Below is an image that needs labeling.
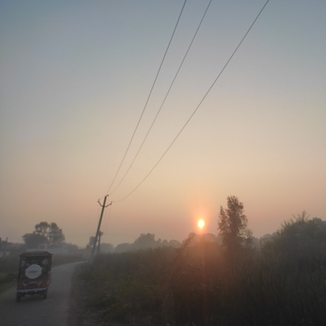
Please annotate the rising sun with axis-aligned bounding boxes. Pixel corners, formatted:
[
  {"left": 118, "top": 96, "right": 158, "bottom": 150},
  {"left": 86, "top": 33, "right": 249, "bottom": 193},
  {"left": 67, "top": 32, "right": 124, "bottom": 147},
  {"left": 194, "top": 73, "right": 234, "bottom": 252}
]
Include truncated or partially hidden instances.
[{"left": 197, "top": 219, "right": 205, "bottom": 230}]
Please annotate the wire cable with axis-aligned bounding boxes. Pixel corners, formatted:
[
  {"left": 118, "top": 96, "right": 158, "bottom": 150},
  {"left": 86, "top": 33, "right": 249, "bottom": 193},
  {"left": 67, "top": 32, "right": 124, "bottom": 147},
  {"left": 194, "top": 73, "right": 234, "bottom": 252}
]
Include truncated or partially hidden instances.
[
  {"left": 113, "top": 0, "right": 270, "bottom": 203},
  {"left": 105, "top": 0, "right": 188, "bottom": 195},
  {"left": 110, "top": 0, "right": 214, "bottom": 195}
]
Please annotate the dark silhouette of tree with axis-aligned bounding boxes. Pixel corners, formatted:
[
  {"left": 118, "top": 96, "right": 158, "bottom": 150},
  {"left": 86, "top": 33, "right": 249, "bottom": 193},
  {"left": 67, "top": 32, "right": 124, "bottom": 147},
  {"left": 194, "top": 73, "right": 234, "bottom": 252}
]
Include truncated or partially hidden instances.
[
  {"left": 23, "top": 221, "right": 65, "bottom": 249},
  {"left": 218, "top": 196, "right": 252, "bottom": 255},
  {"left": 100, "top": 243, "right": 114, "bottom": 253},
  {"left": 291, "top": 210, "right": 310, "bottom": 222},
  {"left": 47, "top": 222, "right": 65, "bottom": 247},
  {"left": 168, "top": 240, "right": 182, "bottom": 248},
  {"left": 86, "top": 236, "right": 96, "bottom": 249},
  {"left": 115, "top": 242, "right": 131, "bottom": 253},
  {"left": 133, "top": 233, "right": 157, "bottom": 250},
  {"left": 263, "top": 211, "right": 326, "bottom": 269},
  {"left": 112, "top": 234, "right": 182, "bottom": 253},
  {"left": 22, "top": 233, "right": 47, "bottom": 249}
]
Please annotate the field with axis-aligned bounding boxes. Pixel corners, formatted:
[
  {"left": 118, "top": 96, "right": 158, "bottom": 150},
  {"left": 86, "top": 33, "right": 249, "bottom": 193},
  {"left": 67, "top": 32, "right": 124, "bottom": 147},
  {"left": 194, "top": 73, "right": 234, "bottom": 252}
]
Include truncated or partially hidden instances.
[{"left": 68, "top": 238, "right": 326, "bottom": 326}]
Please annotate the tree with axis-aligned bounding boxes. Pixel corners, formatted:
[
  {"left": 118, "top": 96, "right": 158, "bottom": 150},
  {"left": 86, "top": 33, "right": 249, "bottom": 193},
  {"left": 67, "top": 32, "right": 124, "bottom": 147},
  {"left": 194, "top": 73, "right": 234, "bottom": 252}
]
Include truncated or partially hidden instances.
[
  {"left": 23, "top": 233, "right": 47, "bottom": 249},
  {"left": 292, "top": 210, "right": 310, "bottom": 222},
  {"left": 86, "top": 236, "right": 96, "bottom": 249},
  {"left": 23, "top": 221, "right": 65, "bottom": 249},
  {"left": 100, "top": 243, "right": 114, "bottom": 253},
  {"left": 133, "top": 233, "right": 157, "bottom": 250},
  {"left": 263, "top": 211, "right": 326, "bottom": 269},
  {"left": 115, "top": 242, "right": 131, "bottom": 253},
  {"left": 47, "top": 222, "right": 65, "bottom": 247},
  {"left": 218, "top": 196, "right": 251, "bottom": 254}
]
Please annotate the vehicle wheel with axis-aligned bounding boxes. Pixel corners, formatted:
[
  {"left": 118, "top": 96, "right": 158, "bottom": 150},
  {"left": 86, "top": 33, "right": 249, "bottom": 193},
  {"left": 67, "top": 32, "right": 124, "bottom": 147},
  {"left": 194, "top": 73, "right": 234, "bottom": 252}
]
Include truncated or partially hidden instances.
[
  {"left": 16, "top": 293, "right": 21, "bottom": 302},
  {"left": 43, "top": 290, "right": 47, "bottom": 299}
]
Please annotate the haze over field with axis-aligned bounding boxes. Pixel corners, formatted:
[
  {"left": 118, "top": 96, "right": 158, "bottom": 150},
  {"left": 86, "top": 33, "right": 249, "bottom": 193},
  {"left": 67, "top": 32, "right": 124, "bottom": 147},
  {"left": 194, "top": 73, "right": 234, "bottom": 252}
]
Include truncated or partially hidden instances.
[{"left": 1, "top": 0, "right": 325, "bottom": 247}]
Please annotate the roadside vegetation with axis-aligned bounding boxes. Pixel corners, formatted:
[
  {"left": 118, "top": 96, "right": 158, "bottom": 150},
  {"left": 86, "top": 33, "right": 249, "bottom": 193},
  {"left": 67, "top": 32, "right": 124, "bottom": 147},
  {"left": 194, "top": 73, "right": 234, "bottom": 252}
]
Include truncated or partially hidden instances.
[
  {"left": 0, "top": 247, "right": 24, "bottom": 292},
  {"left": 68, "top": 198, "right": 326, "bottom": 326}
]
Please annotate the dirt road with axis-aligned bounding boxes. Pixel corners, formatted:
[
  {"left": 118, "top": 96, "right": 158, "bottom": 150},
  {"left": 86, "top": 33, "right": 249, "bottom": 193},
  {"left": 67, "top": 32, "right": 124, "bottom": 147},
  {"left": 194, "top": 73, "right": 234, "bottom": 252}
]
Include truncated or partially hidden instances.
[{"left": 0, "top": 262, "right": 83, "bottom": 326}]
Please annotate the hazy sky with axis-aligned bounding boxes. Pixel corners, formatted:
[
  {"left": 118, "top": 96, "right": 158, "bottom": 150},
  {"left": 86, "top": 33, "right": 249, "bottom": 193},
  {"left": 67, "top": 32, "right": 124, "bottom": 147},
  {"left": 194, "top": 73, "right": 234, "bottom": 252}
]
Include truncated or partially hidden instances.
[{"left": 1, "top": 0, "right": 325, "bottom": 247}]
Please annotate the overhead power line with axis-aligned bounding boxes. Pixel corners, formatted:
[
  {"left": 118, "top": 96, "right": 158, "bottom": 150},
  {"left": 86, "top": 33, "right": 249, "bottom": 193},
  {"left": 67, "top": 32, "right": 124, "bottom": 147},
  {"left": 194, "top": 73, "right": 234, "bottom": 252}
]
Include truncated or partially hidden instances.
[
  {"left": 110, "top": 0, "right": 214, "bottom": 195},
  {"left": 105, "top": 0, "right": 188, "bottom": 195},
  {"left": 113, "top": 0, "right": 270, "bottom": 203}
]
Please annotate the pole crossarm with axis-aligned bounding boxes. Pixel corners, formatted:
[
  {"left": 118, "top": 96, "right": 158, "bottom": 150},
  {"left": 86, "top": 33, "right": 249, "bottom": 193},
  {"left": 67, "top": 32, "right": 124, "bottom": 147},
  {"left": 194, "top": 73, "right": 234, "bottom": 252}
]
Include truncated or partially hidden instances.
[{"left": 98, "top": 198, "right": 112, "bottom": 208}]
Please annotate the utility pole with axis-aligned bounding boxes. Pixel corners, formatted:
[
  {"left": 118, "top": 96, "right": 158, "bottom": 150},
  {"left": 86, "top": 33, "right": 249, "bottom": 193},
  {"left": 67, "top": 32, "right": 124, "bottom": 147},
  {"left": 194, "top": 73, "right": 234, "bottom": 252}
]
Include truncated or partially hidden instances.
[
  {"left": 89, "top": 195, "right": 112, "bottom": 264},
  {"left": 97, "top": 231, "right": 104, "bottom": 256}
]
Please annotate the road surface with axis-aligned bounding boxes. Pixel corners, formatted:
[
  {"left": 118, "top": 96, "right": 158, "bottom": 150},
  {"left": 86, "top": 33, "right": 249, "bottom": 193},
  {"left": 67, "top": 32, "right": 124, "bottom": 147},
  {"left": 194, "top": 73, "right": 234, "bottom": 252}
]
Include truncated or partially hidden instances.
[{"left": 0, "top": 262, "right": 83, "bottom": 326}]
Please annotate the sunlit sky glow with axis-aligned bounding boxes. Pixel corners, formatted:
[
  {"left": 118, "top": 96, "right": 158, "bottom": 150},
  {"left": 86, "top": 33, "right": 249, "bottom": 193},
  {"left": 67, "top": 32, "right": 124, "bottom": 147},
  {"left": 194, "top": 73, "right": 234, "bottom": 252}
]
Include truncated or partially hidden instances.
[
  {"left": 1, "top": 0, "right": 325, "bottom": 247},
  {"left": 197, "top": 219, "right": 205, "bottom": 231}
]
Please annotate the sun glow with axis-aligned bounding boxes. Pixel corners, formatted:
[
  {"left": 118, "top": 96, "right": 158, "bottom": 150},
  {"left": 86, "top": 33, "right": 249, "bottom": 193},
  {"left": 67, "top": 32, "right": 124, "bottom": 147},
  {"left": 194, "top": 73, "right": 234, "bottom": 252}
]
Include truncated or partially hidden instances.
[{"left": 197, "top": 219, "right": 205, "bottom": 230}]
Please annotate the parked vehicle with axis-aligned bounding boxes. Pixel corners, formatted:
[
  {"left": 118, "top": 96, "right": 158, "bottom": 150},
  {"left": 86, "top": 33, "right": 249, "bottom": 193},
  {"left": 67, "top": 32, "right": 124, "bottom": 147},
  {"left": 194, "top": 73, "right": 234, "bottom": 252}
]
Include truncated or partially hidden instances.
[{"left": 16, "top": 251, "right": 52, "bottom": 302}]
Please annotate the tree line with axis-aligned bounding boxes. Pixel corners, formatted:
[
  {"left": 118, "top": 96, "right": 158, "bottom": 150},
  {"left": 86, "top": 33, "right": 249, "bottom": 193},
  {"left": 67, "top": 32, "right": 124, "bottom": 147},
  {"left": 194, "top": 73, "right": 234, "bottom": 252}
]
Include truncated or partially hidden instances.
[
  {"left": 22, "top": 221, "right": 65, "bottom": 249},
  {"left": 87, "top": 233, "right": 182, "bottom": 254}
]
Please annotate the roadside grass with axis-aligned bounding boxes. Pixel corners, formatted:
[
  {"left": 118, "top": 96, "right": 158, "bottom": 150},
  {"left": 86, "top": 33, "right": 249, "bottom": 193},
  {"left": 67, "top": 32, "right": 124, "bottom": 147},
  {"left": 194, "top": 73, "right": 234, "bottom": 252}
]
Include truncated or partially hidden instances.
[
  {"left": 68, "top": 243, "right": 326, "bottom": 326},
  {"left": 0, "top": 251, "right": 20, "bottom": 293},
  {"left": 68, "top": 248, "right": 175, "bottom": 326},
  {"left": 0, "top": 272, "right": 16, "bottom": 293}
]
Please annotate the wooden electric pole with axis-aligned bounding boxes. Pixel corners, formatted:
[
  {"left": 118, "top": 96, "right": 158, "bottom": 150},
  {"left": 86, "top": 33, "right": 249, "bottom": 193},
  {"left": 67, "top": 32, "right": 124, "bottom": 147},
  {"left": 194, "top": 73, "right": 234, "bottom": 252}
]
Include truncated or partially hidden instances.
[{"left": 89, "top": 195, "right": 112, "bottom": 264}]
